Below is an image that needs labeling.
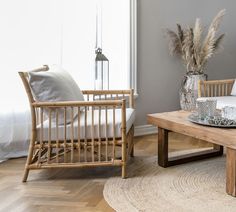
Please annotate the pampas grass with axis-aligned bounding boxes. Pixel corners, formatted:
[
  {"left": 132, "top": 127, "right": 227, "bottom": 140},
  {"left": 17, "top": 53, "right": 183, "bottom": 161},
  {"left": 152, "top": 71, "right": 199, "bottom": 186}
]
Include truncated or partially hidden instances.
[{"left": 166, "top": 9, "right": 225, "bottom": 74}]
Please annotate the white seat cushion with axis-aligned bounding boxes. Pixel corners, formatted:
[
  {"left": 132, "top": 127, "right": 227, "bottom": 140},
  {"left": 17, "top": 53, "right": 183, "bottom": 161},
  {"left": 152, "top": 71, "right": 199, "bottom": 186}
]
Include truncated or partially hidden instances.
[
  {"left": 36, "top": 108, "right": 135, "bottom": 141},
  {"left": 230, "top": 79, "right": 236, "bottom": 96},
  {"left": 197, "top": 96, "right": 236, "bottom": 109}
]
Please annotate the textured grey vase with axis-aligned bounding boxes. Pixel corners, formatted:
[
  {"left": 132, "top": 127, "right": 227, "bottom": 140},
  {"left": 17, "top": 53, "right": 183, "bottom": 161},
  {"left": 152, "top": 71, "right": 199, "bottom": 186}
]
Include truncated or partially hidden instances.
[{"left": 179, "top": 74, "right": 207, "bottom": 111}]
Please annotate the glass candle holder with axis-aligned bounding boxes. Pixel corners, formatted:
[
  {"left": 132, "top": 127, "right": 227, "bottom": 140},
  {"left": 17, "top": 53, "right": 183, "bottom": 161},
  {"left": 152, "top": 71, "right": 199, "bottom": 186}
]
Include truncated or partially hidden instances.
[
  {"left": 222, "top": 106, "right": 236, "bottom": 120},
  {"left": 196, "top": 99, "right": 208, "bottom": 119},
  {"left": 206, "top": 99, "right": 217, "bottom": 117}
]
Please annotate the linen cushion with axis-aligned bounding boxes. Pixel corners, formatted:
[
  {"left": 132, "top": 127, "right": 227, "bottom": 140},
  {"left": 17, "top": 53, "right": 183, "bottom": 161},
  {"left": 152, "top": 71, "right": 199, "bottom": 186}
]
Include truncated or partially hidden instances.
[
  {"left": 231, "top": 80, "right": 236, "bottom": 96},
  {"left": 36, "top": 108, "right": 135, "bottom": 141},
  {"left": 28, "top": 65, "right": 84, "bottom": 124}
]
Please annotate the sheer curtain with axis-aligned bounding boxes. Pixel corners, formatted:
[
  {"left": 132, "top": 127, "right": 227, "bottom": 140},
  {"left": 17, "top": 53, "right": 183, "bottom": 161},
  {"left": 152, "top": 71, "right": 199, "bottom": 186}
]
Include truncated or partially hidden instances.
[
  {"left": 102, "top": 0, "right": 130, "bottom": 89},
  {"left": 0, "top": 0, "right": 130, "bottom": 161},
  {"left": 0, "top": 0, "right": 61, "bottom": 161},
  {"left": 61, "top": 0, "right": 130, "bottom": 89}
]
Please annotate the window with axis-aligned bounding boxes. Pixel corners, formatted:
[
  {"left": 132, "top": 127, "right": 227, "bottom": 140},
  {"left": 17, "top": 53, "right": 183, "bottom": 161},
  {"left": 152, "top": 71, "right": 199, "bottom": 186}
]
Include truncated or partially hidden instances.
[
  {"left": 60, "top": 0, "right": 137, "bottom": 91},
  {"left": 0, "top": 0, "right": 137, "bottom": 109}
]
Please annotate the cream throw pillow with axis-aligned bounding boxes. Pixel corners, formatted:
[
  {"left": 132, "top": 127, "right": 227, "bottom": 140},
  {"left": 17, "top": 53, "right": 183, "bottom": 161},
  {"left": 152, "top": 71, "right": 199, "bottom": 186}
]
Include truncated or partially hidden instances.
[
  {"left": 231, "top": 79, "right": 236, "bottom": 96},
  {"left": 29, "top": 66, "right": 84, "bottom": 124}
]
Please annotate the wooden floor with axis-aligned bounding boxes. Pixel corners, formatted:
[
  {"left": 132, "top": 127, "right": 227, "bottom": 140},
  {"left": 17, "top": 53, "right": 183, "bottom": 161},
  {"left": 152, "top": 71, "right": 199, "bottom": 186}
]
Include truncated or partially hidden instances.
[{"left": 0, "top": 133, "right": 211, "bottom": 212}]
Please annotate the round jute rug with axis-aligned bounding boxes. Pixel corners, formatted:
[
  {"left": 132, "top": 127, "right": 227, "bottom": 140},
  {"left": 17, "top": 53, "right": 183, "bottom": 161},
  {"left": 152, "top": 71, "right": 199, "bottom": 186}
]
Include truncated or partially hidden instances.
[{"left": 103, "top": 150, "right": 236, "bottom": 212}]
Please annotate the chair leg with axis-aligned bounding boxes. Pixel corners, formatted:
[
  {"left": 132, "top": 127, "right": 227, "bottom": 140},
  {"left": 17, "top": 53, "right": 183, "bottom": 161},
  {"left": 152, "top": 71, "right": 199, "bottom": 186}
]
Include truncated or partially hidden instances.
[
  {"left": 22, "top": 137, "right": 35, "bottom": 182},
  {"left": 22, "top": 168, "right": 29, "bottom": 182},
  {"left": 122, "top": 164, "right": 126, "bottom": 179},
  {"left": 130, "top": 145, "right": 134, "bottom": 157},
  {"left": 129, "top": 126, "right": 134, "bottom": 157}
]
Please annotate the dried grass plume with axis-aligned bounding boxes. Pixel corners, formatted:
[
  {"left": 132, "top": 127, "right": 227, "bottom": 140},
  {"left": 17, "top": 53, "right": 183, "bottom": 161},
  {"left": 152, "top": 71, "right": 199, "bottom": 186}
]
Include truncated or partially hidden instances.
[{"left": 166, "top": 9, "right": 226, "bottom": 74}]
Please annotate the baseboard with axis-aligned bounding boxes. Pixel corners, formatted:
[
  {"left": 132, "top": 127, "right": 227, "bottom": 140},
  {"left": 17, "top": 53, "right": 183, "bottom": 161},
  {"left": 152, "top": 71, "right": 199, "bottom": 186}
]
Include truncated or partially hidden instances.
[{"left": 134, "top": 125, "right": 157, "bottom": 137}]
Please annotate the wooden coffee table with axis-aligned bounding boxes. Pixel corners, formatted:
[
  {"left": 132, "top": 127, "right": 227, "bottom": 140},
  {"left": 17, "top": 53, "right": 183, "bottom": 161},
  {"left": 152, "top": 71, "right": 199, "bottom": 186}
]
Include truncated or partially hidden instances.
[{"left": 147, "top": 110, "right": 236, "bottom": 196}]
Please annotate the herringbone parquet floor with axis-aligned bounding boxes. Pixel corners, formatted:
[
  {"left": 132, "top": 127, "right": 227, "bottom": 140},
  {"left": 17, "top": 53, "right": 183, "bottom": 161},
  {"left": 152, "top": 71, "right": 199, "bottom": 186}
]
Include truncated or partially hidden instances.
[{"left": 0, "top": 133, "right": 211, "bottom": 212}]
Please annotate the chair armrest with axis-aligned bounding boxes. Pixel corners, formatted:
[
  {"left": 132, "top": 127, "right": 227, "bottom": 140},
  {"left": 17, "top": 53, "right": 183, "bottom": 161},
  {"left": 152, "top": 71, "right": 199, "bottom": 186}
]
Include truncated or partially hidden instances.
[
  {"left": 198, "top": 79, "right": 235, "bottom": 97},
  {"left": 32, "top": 99, "right": 126, "bottom": 127},
  {"left": 82, "top": 89, "right": 132, "bottom": 95},
  {"left": 82, "top": 89, "right": 134, "bottom": 108},
  {"left": 32, "top": 100, "right": 123, "bottom": 107},
  {"left": 32, "top": 99, "right": 128, "bottom": 134}
]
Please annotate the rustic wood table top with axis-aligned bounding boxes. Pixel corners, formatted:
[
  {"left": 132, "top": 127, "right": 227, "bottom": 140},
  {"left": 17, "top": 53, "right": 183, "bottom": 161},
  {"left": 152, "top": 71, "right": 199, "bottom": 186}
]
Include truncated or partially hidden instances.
[{"left": 147, "top": 110, "right": 236, "bottom": 150}]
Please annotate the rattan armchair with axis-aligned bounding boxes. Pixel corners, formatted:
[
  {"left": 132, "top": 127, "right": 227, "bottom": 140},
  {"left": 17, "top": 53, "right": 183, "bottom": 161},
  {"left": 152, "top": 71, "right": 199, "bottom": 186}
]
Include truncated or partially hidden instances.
[
  {"left": 19, "top": 65, "right": 135, "bottom": 182},
  {"left": 198, "top": 79, "right": 235, "bottom": 97}
]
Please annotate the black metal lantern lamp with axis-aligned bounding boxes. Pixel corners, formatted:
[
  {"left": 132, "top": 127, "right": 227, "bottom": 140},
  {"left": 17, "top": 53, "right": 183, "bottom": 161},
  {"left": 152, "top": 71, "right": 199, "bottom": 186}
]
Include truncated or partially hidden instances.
[{"left": 95, "top": 48, "right": 109, "bottom": 90}]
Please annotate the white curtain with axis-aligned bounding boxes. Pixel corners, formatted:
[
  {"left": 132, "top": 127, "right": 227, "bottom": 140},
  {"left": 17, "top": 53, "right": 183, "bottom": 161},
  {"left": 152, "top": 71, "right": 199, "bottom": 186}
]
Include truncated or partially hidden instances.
[
  {"left": 0, "top": 0, "right": 130, "bottom": 161},
  {"left": 102, "top": 0, "right": 130, "bottom": 89},
  {"left": 0, "top": 0, "right": 61, "bottom": 161}
]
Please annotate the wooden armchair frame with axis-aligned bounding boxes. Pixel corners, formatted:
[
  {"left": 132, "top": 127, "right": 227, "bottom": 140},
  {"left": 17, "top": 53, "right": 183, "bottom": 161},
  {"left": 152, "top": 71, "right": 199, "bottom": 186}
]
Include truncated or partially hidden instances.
[
  {"left": 19, "top": 65, "right": 135, "bottom": 182},
  {"left": 198, "top": 79, "right": 235, "bottom": 97}
]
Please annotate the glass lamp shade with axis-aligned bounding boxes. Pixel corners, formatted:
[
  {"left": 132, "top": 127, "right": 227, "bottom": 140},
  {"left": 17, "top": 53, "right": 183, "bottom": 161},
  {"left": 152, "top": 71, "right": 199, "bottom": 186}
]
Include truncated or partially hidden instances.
[{"left": 95, "top": 48, "right": 109, "bottom": 90}]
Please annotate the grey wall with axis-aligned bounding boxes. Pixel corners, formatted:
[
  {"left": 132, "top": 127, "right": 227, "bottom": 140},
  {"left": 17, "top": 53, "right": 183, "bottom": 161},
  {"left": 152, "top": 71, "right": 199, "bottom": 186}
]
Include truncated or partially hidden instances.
[{"left": 135, "top": 0, "right": 236, "bottom": 126}]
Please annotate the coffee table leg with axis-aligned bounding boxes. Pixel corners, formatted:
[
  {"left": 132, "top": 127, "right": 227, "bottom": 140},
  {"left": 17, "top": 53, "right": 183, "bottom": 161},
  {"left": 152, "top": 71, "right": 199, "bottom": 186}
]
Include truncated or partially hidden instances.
[
  {"left": 157, "top": 127, "right": 224, "bottom": 168},
  {"left": 226, "top": 148, "right": 236, "bottom": 196},
  {"left": 158, "top": 127, "right": 169, "bottom": 167},
  {"left": 213, "top": 144, "right": 224, "bottom": 155}
]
